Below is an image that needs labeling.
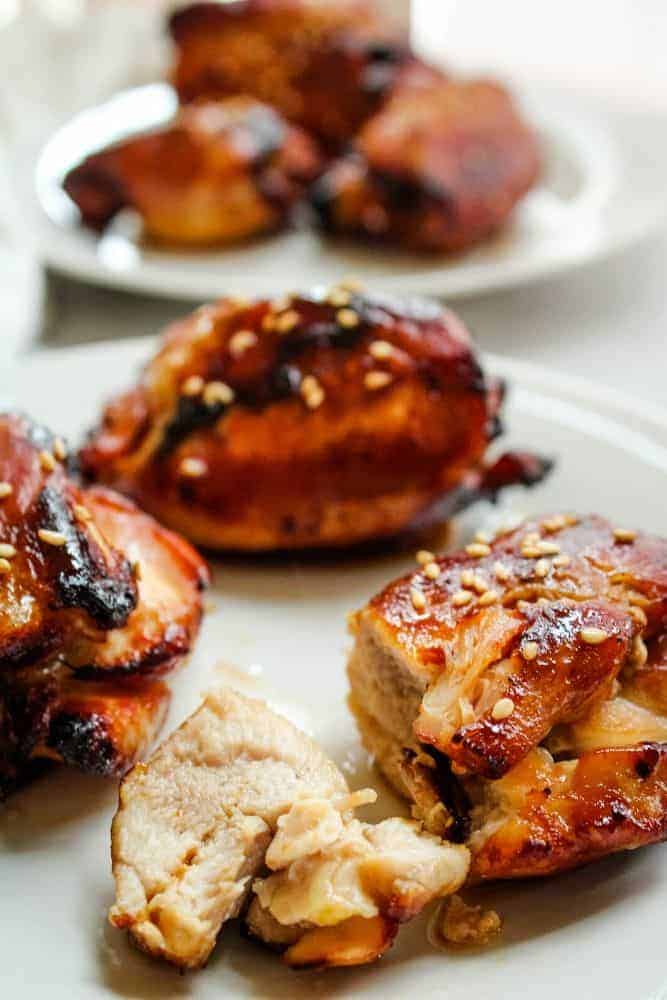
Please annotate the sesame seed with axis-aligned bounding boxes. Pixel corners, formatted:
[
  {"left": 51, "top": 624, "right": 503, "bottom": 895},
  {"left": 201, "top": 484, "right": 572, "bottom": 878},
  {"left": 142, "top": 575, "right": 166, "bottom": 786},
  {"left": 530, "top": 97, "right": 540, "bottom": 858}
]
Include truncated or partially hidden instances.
[
  {"left": 327, "top": 287, "right": 351, "bottom": 307},
  {"left": 195, "top": 313, "right": 214, "bottom": 336},
  {"left": 494, "top": 561, "right": 511, "bottom": 581},
  {"left": 262, "top": 313, "right": 276, "bottom": 332},
  {"left": 466, "top": 542, "right": 491, "bottom": 558},
  {"left": 300, "top": 375, "right": 325, "bottom": 410},
  {"left": 228, "top": 329, "right": 257, "bottom": 357},
  {"left": 491, "top": 697, "right": 515, "bottom": 721},
  {"left": 452, "top": 589, "right": 473, "bottom": 607},
  {"left": 0, "top": 543, "right": 15, "bottom": 558},
  {"left": 461, "top": 568, "right": 476, "bottom": 588},
  {"left": 0, "top": 483, "right": 12, "bottom": 499},
  {"left": 275, "top": 309, "right": 300, "bottom": 333},
  {"left": 0, "top": 558, "right": 10, "bottom": 574},
  {"left": 553, "top": 554, "right": 571, "bottom": 567},
  {"left": 478, "top": 589, "right": 499, "bottom": 606},
  {"left": 537, "top": 597, "right": 550, "bottom": 607},
  {"left": 628, "top": 591, "right": 649, "bottom": 607},
  {"left": 521, "top": 545, "right": 542, "bottom": 559},
  {"left": 179, "top": 457, "right": 208, "bottom": 478},
  {"left": 416, "top": 549, "right": 435, "bottom": 566},
  {"left": 339, "top": 277, "right": 363, "bottom": 292},
  {"left": 629, "top": 606, "right": 648, "bottom": 627},
  {"left": 523, "top": 531, "right": 540, "bottom": 545},
  {"left": 521, "top": 640, "right": 539, "bottom": 660},
  {"left": 38, "top": 529, "right": 66, "bottom": 547},
  {"left": 73, "top": 504, "right": 91, "bottom": 522},
  {"left": 542, "top": 514, "right": 567, "bottom": 533},
  {"left": 534, "top": 558, "right": 550, "bottom": 578},
  {"left": 536, "top": 540, "right": 560, "bottom": 555},
  {"left": 182, "top": 375, "right": 204, "bottom": 396},
  {"left": 271, "top": 295, "right": 293, "bottom": 313},
  {"left": 203, "top": 380, "right": 235, "bottom": 407},
  {"left": 53, "top": 437, "right": 67, "bottom": 461},
  {"left": 364, "top": 370, "right": 393, "bottom": 391},
  {"left": 580, "top": 627, "right": 609, "bottom": 645},
  {"left": 39, "top": 450, "right": 56, "bottom": 473},
  {"left": 336, "top": 308, "right": 359, "bottom": 329},
  {"left": 474, "top": 530, "right": 492, "bottom": 544},
  {"left": 613, "top": 528, "right": 636, "bottom": 543},
  {"left": 369, "top": 339, "right": 393, "bottom": 361},
  {"left": 424, "top": 561, "right": 440, "bottom": 580},
  {"left": 632, "top": 634, "right": 648, "bottom": 667},
  {"left": 411, "top": 587, "right": 427, "bottom": 612},
  {"left": 470, "top": 574, "right": 488, "bottom": 594}
]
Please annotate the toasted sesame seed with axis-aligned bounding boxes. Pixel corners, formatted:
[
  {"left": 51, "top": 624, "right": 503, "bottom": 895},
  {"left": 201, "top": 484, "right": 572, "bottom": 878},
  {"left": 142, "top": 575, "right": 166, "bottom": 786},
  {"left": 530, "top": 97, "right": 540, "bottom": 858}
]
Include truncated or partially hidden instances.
[
  {"left": 228, "top": 329, "right": 257, "bottom": 357},
  {"left": 630, "top": 606, "right": 648, "bottom": 627},
  {"left": 203, "top": 381, "right": 235, "bottom": 407},
  {"left": 478, "top": 589, "right": 499, "bottom": 606},
  {"left": 73, "top": 504, "right": 91, "bottom": 522},
  {"left": 461, "top": 568, "right": 476, "bottom": 588},
  {"left": 553, "top": 554, "right": 571, "bottom": 567},
  {"left": 631, "top": 634, "right": 648, "bottom": 667},
  {"left": 53, "top": 437, "right": 67, "bottom": 461},
  {"left": 38, "top": 529, "right": 66, "bottom": 547},
  {"left": 523, "top": 531, "right": 540, "bottom": 545},
  {"left": 369, "top": 339, "right": 393, "bottom": 361},
  {"left": 0, "top": 543, "right": 16, "bottom": 559},
  {"left": 534, "top": 558, "right": 550, "bottom": 578},
  {"left": 520, "top": 545, "right": 542, "bottom": 558},
  {"left": 300, "top": 375, "right": 325, "bottom": 409},
  {"left": 339, "top": 277, "right": 363, "bottom": 292},
  {"left": 536, "top": 540, "right": 560, "bottom": 555},
  {"left": 416, "top": 549, "right": 435, "bottom": 566},
  {"left": 271, "top": 294, "right": 293, "bottom": 313},
  {"left": 182, "top": 375, "right": 204, "bottom": 396},
  {"left": 521, "top": 640, "right": 539, "bottom": 660},
  {"left": 337, "top": 308, "right": 359, "bottom": 329},
  {"left": 179, "top": 457, "right": 208, "bottom": 478},
  {"left": 542, "top": 514, "right": 567, "bottom": 533},
  {"left": 494, "top": 561, "right": 511, "bottom": 581},
  {"left": 0, "top": 483, "right": 12, "bottom": 499},
  {"left": 275, "top": 309, "right": 300, "bottom": 333},
  {"left": 466, "top": 542, "right": 491, "bottom": 558},
  {"left": 39, "top": 450, "right": 56, "bottom": 473},
  {"left": 452, "top": 589, "right": 473, "bottom": 607},
  {"left": 364, "top": 370, "right": 393, "bottom": 391},
  {"left": 580, "top": 627, "right": 609, "bottom": 645},
  {"left": 491, "top": 697, "right": 515, "bottom": 720},
  {"left": 327, "top": 287, "right": 351, "bottom": 307},
  {"left": 613, "top": 528, "right": 636, "bottom": 543},
  {"left": 262, "top": 313, "right": 276, "bottom": 332},
  {"left": 411, "top": 587, "right": 427, "bottom": 612},
  {"left": 474, "top": 530, "right": 492, "bottom": 544},
  {"left": 470, "top": 574, "right": 488, "bottom": 594},
  {"left": 424, "top": 561, "right": 440, "bottom": 580},
  {"left": 537, "top": 597, "right": 550, "bottom": 607},
  {"left": 0, "top": 558, "right": 10, "bottom": 574},
  {"left": 195, "top": 313, "right": 214, "bottom": 336},
  {"left": 564, "top": 514, "right": 580, "bottom": 526}
]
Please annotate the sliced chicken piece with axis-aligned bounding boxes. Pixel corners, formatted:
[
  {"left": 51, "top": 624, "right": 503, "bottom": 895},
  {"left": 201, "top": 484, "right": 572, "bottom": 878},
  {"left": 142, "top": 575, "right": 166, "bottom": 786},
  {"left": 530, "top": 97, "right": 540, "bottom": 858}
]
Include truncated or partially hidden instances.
[
  {"left": 109, "top": 687, "right": 347, "bottom": 969},
  {"left": 247, "top": 793, "right": 469, "bottom": 967}
]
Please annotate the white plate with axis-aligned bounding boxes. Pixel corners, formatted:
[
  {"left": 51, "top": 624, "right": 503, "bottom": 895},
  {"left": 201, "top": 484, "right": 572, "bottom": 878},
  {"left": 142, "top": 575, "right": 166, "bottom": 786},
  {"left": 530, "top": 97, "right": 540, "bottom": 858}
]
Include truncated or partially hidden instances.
[
  {"left": 3, "top": 341, "right": 667, "bottom": 999},
  {"left": 30, "top": 82, "right": 667, "bottom": 302}
]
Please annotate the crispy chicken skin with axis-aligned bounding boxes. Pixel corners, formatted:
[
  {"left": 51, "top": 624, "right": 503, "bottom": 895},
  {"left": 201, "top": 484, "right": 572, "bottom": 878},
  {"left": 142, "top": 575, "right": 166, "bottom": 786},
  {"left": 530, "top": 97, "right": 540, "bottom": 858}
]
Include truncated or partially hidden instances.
[
  {"left": 79, "top": 286, "right": 550, "bottom": 552},
  {"left": 312, "top": 80, "right": 541, "bottom": 253},
  {"left": 168, "top": 1, "right": 436, "bottom": 147},
  {"left": 0, "top": 413, "right": 208, "bottom": 798},
  {"left": 348, "top": 514, "right": 667, "bottom": 878},
  {"left": 63, "top": 97, "right": 321, "bottom": 244},
  {"left": 110, "top": 687, "right": 469, "bottom": 970}
]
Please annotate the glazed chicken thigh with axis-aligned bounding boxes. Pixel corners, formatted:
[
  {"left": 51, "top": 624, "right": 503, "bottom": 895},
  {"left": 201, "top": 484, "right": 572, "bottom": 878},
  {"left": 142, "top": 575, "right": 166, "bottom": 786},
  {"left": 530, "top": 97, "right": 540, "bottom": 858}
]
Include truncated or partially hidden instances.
[
  {"left": 63, "top": 97, "right": 321, "bottom": 245},
  {"left": 80, "top": 285, "right": 549, "bottom": 551},
  {"left": 349, "top": 514, "right": 667, "bottom": 878},
  {"left": 0, "top": 413, "right": 208, "bottom": 799}
]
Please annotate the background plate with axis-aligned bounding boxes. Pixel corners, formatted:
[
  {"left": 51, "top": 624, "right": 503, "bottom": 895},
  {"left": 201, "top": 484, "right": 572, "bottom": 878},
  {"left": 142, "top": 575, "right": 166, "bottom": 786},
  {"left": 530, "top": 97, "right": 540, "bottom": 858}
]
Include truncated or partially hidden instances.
[
  {"left": 3, "top": 340, "right": 667, "bottom": 999},
  {"left": 30, "top": 83, "right": 667, "bottom": 301}
]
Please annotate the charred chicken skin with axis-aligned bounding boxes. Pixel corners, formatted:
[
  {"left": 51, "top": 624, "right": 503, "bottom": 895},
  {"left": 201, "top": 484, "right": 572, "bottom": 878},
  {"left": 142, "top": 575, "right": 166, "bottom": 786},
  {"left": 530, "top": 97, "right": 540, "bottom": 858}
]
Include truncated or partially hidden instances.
[
  {"left": 168, "top": 1, "right": 438, "bottom": 147},
  {"left": 79, "top": 285, "right": 550, "bottom": 552},
  {"left": 63, "top": 97, "right": 321, "bottom": 245},
  {"left": 0, "top": 413, "right": 208, "bottom": 799},
  {"left": 348, "top": 514, "right": 667, "bottom": 879},
  {"left": 312, "top": 80, "right": 541, "bottom": 253}
]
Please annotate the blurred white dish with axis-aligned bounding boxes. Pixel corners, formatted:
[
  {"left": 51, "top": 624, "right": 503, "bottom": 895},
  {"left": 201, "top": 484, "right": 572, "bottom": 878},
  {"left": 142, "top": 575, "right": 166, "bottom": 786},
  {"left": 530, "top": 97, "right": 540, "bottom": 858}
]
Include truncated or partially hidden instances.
[
  {"left": 30, "top": 82, "right": 667, "bottom": 301},
  {"left": 3, "top": 339, "right": 667, "bottom": 998}
]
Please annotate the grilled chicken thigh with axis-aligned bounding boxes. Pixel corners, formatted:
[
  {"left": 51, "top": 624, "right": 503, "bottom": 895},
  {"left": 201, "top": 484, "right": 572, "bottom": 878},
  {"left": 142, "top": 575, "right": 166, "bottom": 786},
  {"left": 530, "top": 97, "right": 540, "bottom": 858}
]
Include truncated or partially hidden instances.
[
  {"left": 168, "top": 0, "right": 435, "bottom": 147},
  {"left": 110, "top": 687, "right": 470, "bottom": 969},
  {"left": 63, "top": 97, "right": 321, "bottom": 244},
  {"left": 348, "top": 514, "right": 667, "bottom": 878},
  {"left": 0, "top": 413, "right": 207, "bottom": 799},
  {"left": 312, "top": 80, "right": 540, "bottom": 252},
  {"left": 80, "top": 285, "right": 550, "bottom": 551}
]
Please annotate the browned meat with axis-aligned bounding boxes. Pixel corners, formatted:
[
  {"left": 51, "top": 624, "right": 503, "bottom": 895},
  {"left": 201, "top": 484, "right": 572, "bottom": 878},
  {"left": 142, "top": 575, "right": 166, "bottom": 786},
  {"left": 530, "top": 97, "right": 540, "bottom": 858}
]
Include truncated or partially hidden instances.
[
  {"left": 312, "top": 80, "right": 540, "bottom": 252},
  {"left": 0, "top": 412, "right": 208, "bottom": 799},
  {"left": 79, "top": 285, "right": 550, "bottom": 551},
  {"left": 168, "top": 1, "right": 438, "bottom": 147},
  {"left": 63, "top": 97, "right": 321, "bottom": 244},
  {"left": 348, "top": 513, "right": 667, "bottom": 878}
]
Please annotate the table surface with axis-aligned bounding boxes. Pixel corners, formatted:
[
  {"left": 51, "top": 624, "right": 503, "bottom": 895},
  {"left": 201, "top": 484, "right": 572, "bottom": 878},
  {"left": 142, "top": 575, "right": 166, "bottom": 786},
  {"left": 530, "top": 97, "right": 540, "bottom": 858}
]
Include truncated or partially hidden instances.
[{"left": 8, "top": 0, "right": 667, "bottom": 411}]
